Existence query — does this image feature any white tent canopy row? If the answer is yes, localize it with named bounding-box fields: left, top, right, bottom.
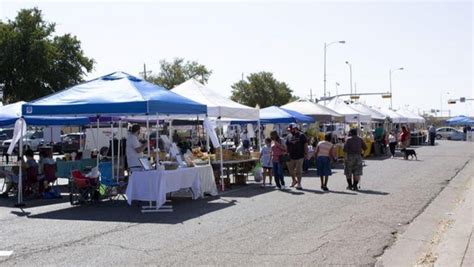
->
left=376, top=107, right=425, bottom=124
left=281, top=99, right=343, bottom=122
left=349, top=102, right=387, bottom=121
left=324, top=97, right=372, bottom=123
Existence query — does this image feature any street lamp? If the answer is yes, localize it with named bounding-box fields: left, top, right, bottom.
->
left=323, top=40, right=345, bottom=105
left=335, top=82, right=340, bottom=96
left=345, top=61, right=353, bottom=97
left=389, top=67, right=404, bottom=109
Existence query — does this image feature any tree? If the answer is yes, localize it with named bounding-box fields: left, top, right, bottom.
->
left=230, top=72, right=294, bottom=108
left=0, top=8, right=94, bottom=103
left=146, top=58, right=212, bottom=89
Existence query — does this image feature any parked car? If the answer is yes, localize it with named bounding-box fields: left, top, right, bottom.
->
left=0, top=128, right=14, bottom=142
left=436, top=127, right=462, bottom=140
left=1, top=130, right=44, bottom=152
left=61, top=133, right=85, bottom=153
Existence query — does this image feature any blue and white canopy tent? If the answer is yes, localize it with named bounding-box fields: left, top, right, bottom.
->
left=446, top=115, right=474, bottom=126
left=259, top=106, right=315, bottom=124
left=20, top=72, right=207, bottom=211
left=22, top=72, right=206, bottom=116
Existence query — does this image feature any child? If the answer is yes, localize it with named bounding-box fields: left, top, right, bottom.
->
left=259, top=138, right=273, bottom=186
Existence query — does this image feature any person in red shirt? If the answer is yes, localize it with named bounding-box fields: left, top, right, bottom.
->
left=399, top=126, right=410, bottom=149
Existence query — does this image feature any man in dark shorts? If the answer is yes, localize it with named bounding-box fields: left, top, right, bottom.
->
left=344, top=128, right=367, bottom=191
left=286, top=123, right=308, bottom=189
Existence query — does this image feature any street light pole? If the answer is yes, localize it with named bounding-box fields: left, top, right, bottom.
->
left=440, top=91, right=450, bottom=117
left=345, top=61, right=352, bottom=97
left=323, top=40, right=345, bottom=105
left=389, top=67, right=404, bottom=109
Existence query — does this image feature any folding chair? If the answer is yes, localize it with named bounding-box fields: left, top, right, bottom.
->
left=98, top=162, right=127, bottom=200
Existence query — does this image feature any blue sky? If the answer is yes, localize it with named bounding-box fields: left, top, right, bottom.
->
left=1, top=0, right=472, bottom=116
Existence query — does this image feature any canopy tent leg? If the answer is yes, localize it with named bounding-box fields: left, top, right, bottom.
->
left=15, top=119, right=25, bottom=207
left=96, top=117, right=100, bottom=168
left=219, top=120, right=225, bottom=191
left=110, top=120, right=115, bottom=181
left=146, top=115, right=150, bottom=158
left=117, top=119, right=122, bottom=181
left=156, top=114, right=160, bottom=165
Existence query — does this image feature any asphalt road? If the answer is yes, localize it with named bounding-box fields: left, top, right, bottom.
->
left=0, top=140, right=473, bottom=266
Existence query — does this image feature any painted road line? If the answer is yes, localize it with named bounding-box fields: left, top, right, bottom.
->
left=0, top=251, right=13, bottom=257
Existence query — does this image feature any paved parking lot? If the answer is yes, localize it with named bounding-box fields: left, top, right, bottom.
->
left=0, top=140, right=473, bottom=266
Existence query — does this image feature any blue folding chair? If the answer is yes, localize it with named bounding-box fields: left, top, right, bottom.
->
left=98, top=162, right=126, bottom=200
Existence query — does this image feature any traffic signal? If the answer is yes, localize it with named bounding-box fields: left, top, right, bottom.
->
left=382, top=94, right=392, bottom=99
left=350, top=95, right=360, bottom=99
left=460, top=97, right=466, bottom=103
left=448, top=99, right=456, bottom=104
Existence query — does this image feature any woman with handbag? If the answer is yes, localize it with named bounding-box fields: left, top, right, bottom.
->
left=270, top=130, right=287, bottom=190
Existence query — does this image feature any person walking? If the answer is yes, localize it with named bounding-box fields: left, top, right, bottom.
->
left=286, top=123, right=308, bottom=190
left=428, top=125, right=436, bottom=145
left=259, top=138, right=273, bottom=187
left=388, top=130, right=397, bottom=158
left=270, top=130, right=286, bottom=190
left=315, top=133, right=335, bottom=191
left=344, top=128, right=367, bottom=191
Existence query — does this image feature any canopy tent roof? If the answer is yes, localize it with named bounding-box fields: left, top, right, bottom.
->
left=349, top=102, right=387, bottom=121
left=22, top=72, right=207, bottom=117
left=376, top=107, right=408, bottom=123
left=260, top=106, right=315, bottom=124
left=0, top=101, right=90, bottom=126
left=324, top=98, right=371, bottom=123
left=446, top=115, right=474, bottom=126
left=280, top=99, right=342, bottom=122
left=395, top=109, right=426, bottom=124
left=171, top=79, right=259, bottom=120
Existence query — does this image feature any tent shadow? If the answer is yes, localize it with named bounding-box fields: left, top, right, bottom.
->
left=219, top=184, right=281, bottom=198
left=0, top=194, right=70, bottom=208
left=27, top=196, right=235, bottom=224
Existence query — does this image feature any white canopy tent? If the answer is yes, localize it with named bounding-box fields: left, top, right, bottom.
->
left=377, top=107, right=408, bottom=123
left=281, top=99, right=342, bottom=122
left=171, top=79, right=259, bottom=121
left=349, top=102, right=387, bottom=122
left=395, top=109, right=426, bottom=124
left=325, top=98, right=372, bottom=123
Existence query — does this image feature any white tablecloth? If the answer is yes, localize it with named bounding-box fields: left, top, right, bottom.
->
left=125, top=165, right=218, bottom=209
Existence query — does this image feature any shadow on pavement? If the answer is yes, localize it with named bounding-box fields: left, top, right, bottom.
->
left=27, top=196, right=235, bottom=224
left=356, top=189, right=390, bottom=195
left=327, top=189, right=357, bottom=195
left=0, top=194, right=70, bottom=208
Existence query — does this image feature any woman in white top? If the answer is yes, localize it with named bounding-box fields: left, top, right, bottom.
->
left=315, top=133, right=336, bottom=191
left=259, top=138, right=273, bottom=186
left=126, top=124, right=147, bottom=173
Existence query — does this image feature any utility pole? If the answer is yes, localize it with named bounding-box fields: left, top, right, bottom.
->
left=139, top=63, right=152, bottom=80
left=309, top=89, right=313, bottom=102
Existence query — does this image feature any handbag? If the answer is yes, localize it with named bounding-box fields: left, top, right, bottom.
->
left=279, top=154, right=291, bottom=164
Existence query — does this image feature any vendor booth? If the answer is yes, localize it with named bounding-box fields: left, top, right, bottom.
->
left=21, top=72, right=216, bottom=212
left=171, top=79, right=260, bottom=189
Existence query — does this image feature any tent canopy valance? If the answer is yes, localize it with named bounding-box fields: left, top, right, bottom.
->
left=22, top=72, right=207, bottom=117
left=171, top=79, right=259, bottom=121
left=0, top=101, right=90, bottom=126
left=280, top=99, right=342, bottom=122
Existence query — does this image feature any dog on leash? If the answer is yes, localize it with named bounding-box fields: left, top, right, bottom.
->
left=401, top=148, right=417, bottom=160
